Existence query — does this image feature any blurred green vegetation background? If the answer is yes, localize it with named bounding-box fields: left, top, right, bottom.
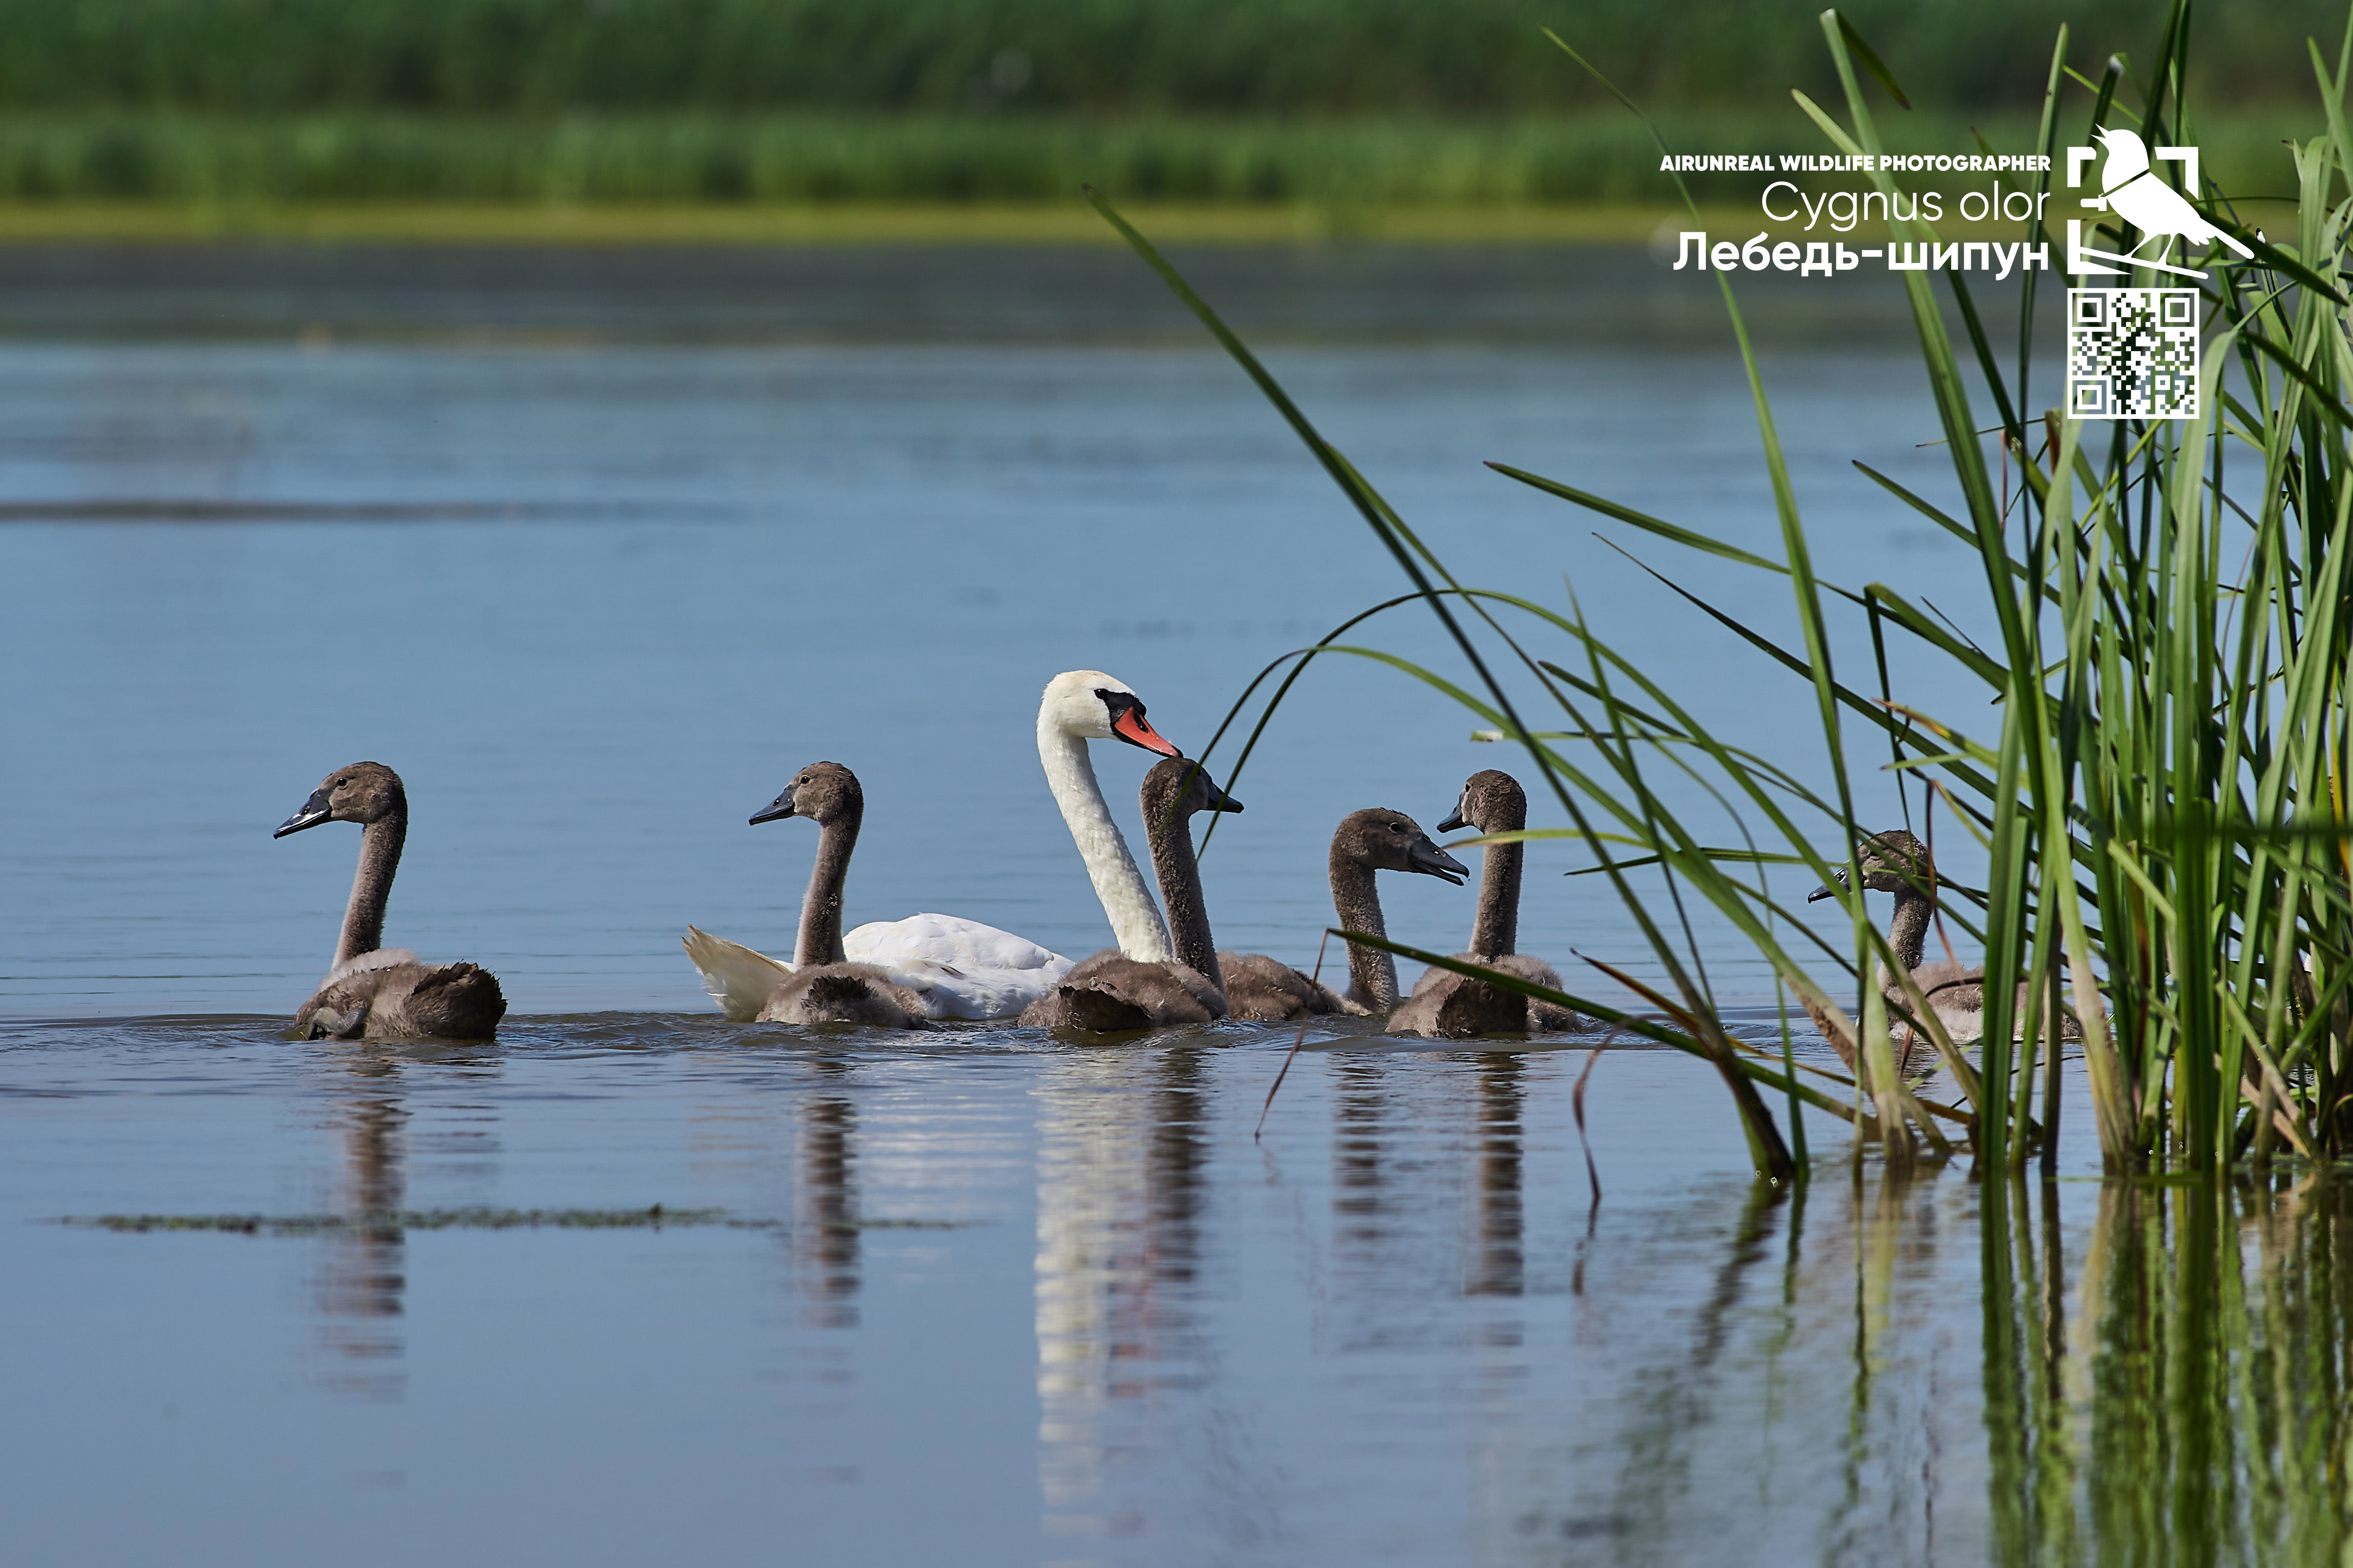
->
left=0, top=0, right=2333, bottom=214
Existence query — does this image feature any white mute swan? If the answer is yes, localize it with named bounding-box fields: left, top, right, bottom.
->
left=1032, top=668, right=1186, bottom=960
left=1018, top=672, right=1234, bottom=1029
left=1390, top=769, right=1582, bottom=1037
left=1025, top=755, right=1236, bottom=1030
left=273, top=761, right=506, bottom=1041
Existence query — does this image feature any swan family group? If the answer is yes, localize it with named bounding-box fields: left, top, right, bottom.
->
left=271, top=670, right=1582, bottom=1043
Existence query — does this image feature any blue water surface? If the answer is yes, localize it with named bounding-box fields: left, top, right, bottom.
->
left=0, top=243, right=2076, bottom=1567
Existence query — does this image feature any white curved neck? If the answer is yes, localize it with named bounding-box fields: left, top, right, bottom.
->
left=1039, top=721, right=1171, bottom=962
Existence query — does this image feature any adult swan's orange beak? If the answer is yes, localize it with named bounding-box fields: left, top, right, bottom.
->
left=1099, top=689, right=1183, bottom=758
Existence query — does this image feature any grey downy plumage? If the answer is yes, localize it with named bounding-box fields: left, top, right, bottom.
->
left=1138, top=757, right=1349, bottom=1023
left=1325, top=808, right=1470, bottom=1015
left=1804, top=827, right=2083, bottom=1065
left=1389, top=769, right=1582, bottom=1039
left=750, top=761, right=930, bottom=1029
left=275, top=761, right=506, bottom=1041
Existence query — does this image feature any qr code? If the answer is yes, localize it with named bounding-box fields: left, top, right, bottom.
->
left=2068, top=288, right=2201, bottom=419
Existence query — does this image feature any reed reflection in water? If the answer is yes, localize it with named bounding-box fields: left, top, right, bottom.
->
left=1019, top=1041, right=2353, bottom=1562
left=1982, top=1174, right=2353, bottom=1567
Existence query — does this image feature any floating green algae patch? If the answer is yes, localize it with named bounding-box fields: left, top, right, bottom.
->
left=65, top=1205, right=742, bottom=1234
left=58, top=1206, right=987, bottom=1235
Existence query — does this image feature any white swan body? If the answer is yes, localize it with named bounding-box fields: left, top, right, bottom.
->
left=685, top=918, right=1075, bottom=1023
left=841, top=913, right=1077, bottom=1015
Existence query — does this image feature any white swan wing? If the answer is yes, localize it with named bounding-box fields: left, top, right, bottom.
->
left=682, top=925, right=795, bottom=1022
left=847, top=913, right=1071, bottom=973
left=844, top=914, right=1076, bottom=1021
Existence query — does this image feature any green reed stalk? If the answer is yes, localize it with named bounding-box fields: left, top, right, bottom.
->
left=1101, top=4, right=2353, bottom=1177
left=1790, top=3, right=2353, bottom=1172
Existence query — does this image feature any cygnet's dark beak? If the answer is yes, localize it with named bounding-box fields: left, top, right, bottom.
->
left=1195, top=769, right=1243, bottom=814
left=749, top=790, right=797, bottom=826
left=1408, top=834, right=1470, bottom=885
left=1806, top=867, right=1850, bottom=903
left=273, top=788, right=334, bottom=838
left=1436, top=808, right=1470, bottom=833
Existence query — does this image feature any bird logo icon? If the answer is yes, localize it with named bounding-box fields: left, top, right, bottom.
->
left=2065, top=129, right=2225, bottom=420
left=2081, top=127, right=2251, bottom=269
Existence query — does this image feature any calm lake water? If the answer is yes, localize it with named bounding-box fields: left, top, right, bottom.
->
left=2, top=244, right=2337, bottom=1566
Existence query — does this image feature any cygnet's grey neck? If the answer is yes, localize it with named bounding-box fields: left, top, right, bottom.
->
left=1468, top=809, right=1524, bottom=960
left=335, top=804, right=407, bottom=969
left=1329, top=856, right=1398, bottom=1009
left=1143, top=788, right=1224, bottom=993
left=1039, top=721, right=1172, bottom=962
left=1884, top=883, right=1931, bottom=980
left=795, top=798, right=861, bottom=968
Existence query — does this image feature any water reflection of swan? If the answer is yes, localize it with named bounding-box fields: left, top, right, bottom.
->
left=793, top=1078, right=861, bottom=1331
left=1465, top=1056, right=1527, bottom=1300
left=1033, top=1048, right=1212, bottom=1537
left=315, top=1056, right=409, bottom=1403
left=1329, top=1058, right=1394, bottom=1314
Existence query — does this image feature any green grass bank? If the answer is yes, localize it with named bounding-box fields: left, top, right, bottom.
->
left=0, top=2, right=2333, bottom=240
left=0, top=0, right=2335, bottom=115
left=0, top=108, right=2312, bottom=234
